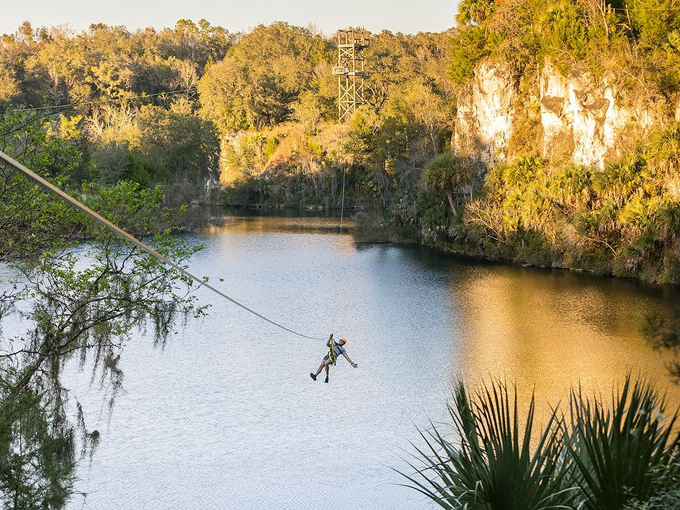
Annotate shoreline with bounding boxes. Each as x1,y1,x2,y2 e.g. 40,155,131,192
203,205,680,288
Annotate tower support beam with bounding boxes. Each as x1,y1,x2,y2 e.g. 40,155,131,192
332,28,369,122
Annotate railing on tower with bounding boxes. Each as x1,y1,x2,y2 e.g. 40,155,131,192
332,28,370,122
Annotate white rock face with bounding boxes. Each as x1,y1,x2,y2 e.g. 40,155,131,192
454,60,663,169
539,61,657,168
454,61,515,164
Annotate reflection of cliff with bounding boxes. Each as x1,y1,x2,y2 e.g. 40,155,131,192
449,265,680,412
453,60,665,169
202,216,354,236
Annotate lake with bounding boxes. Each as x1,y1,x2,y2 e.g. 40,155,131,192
63,214,680,510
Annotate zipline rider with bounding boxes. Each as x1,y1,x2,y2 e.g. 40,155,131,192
310,334,358,383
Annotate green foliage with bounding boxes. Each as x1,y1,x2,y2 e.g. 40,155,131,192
4,21,453,211
624,459,680,510
221,163,354,210
448,0,680,93
403,380,577,510
0,20,228,200
0,110,83,261
222,132,273,181
404,376,680,510
537,1,590,61
0,20,232,112
211,28,452,212
343,98,434,208
1,114,205,507
198,23,334,131
566,376,680,510
364,31,452,111
423,152,477,215
0,384,75,510
457,130,680,283
416,194,452,231
449,26,493,84
629,0,680,49
132,101,219,183
223,176,273,206
456,0,496,27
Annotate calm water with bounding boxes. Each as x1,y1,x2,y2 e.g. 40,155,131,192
62,215,680,510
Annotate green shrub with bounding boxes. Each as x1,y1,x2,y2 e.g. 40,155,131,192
566,376,680,510
403,376,680,510
624,460,680,510
402,380,577,510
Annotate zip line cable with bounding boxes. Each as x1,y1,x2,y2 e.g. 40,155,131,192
330,165,347,335
13,87,198,113
0,149,326,341
2,88,198,138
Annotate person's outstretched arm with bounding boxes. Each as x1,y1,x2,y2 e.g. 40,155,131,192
343,353,358,368
326,334,333,347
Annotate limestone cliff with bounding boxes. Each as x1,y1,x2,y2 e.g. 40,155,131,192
453,60,667,169
454,62,516,165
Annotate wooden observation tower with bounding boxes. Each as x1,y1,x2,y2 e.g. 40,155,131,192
333,28,370,122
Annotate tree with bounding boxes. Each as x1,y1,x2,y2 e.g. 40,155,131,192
133,99,219,185
0,111,204,508
456,0,496,26
198,22,334,131
422,152,478,215
25,27,88,106
403,80,450,154
0,62,20,103
158,19,232,72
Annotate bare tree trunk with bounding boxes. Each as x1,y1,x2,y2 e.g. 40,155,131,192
446,190,457,216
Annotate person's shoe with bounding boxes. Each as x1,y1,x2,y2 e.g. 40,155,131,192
324,375,329,383
310,373,317,381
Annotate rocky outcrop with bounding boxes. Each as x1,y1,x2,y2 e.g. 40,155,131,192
539,61,660,168
454,61,516,164
454,60,665,169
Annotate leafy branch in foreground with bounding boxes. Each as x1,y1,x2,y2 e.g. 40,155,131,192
401,380,577,509
0,157,206,508
403,376,680,510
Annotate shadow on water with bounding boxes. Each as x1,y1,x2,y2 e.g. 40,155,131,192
346,229,680,411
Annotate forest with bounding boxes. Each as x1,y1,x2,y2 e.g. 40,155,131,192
2,2,680,508
2,2,680,284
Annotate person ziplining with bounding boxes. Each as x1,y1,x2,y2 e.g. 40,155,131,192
310,334,358,383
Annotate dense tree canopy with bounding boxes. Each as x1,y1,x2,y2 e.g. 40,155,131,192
0,20,232,111
198,23,335,131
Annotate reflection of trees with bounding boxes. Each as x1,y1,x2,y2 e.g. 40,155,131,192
0,114,203,507
644,309,680,383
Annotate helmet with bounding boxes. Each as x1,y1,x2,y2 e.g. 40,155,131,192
339,337,347,344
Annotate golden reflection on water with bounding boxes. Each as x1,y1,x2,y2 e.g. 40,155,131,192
450,265,680,419
204,215,680,421
203,216,354,234
202,216,357,253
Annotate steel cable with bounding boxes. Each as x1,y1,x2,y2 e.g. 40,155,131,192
0,149,326,341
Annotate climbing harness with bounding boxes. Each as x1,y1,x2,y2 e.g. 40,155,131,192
0,149,326,341
328,336,338,365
